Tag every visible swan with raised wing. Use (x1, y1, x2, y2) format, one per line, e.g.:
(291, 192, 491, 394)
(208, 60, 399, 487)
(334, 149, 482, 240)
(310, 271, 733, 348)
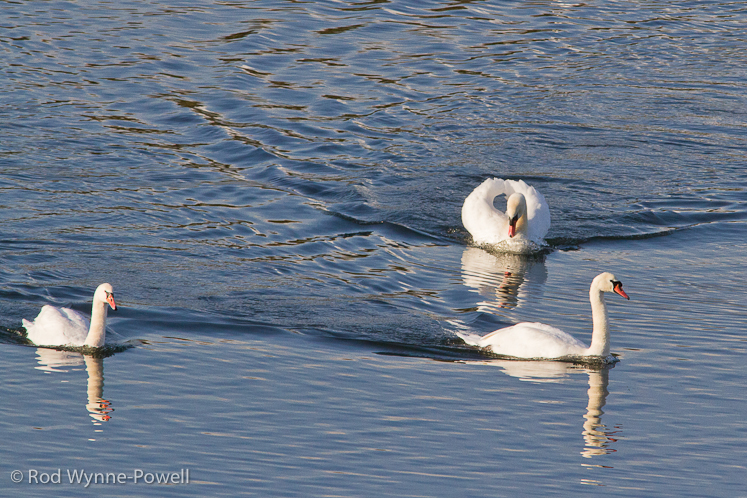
(462, 178, 550, 252)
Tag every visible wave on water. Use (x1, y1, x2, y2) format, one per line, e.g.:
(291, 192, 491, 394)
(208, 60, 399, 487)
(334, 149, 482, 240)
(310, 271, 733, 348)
(0, 326, 138, 357)
(373, 336, 620, 368)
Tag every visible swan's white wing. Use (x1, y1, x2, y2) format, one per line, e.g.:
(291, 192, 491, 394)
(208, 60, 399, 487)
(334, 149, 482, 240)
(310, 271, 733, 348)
(461, 178, 510, 245)
(59, 307, 90, 342)
(461, 322, 588, 359)
(24, 305, 90, 347)
(455, 331, 488, 347)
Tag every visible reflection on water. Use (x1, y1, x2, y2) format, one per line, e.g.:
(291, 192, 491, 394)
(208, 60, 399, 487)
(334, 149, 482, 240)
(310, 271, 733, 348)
(474, 359, 580, 383)
(34, 348, 113, 425)
(473, 359, 618, 461)
(460, 247, 547, 311)
(581, 368, 617, 459)
(83, 355, 112, 424)
(34, 349, 84, 373)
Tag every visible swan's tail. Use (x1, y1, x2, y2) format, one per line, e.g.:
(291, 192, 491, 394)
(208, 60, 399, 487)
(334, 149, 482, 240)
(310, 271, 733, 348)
(455, 331, 484, 347)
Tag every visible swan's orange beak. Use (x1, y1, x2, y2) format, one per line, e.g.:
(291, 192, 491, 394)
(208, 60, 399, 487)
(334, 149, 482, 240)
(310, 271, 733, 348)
(613, 282, 629, 300)
(106, 293, 117, 310)
(508, 217, 517, 238)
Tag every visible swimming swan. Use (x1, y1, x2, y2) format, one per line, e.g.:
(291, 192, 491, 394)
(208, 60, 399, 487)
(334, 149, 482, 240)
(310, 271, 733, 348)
(461, 178, 550, 250)
(457, 273, 629, 359)
(23, 283, 117, 348)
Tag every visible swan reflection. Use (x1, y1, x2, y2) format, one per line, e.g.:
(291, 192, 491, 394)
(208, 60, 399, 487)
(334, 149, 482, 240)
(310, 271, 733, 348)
(474, 359, 617, 458)
(35, 348, 113, 424)
(461, 247, 547, 311)
(581, 368, 617, 458)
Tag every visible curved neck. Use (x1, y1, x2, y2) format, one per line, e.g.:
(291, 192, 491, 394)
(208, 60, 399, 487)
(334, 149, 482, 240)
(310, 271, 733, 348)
(514, 211, 528, 237)
(587, 287, 610, 356)
(85, 300, 108, 347)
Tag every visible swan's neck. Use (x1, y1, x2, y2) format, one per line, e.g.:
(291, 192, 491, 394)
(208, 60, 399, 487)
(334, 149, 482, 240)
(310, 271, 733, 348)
(85, 300, 108, 348)
(587, 288, 610, 356)
(514, 212, 528, 237)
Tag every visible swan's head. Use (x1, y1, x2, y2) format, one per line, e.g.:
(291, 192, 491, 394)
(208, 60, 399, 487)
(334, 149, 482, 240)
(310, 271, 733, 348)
(94, 283, 117, 310)
(506, 193, 527, 238)
(592, 272, 629, 300)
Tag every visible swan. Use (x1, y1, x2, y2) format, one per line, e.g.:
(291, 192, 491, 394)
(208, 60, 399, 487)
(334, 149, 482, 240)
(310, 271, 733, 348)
(457, 272, 629, 360)
(22, 283, 117, 348)
(461, 178, 551, 251)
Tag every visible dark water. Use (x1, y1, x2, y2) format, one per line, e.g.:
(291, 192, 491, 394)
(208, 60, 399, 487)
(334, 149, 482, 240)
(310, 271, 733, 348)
(1, 1, 746, 496)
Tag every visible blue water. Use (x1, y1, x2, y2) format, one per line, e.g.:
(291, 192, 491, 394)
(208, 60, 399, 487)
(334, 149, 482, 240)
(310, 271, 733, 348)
(1, 1, 746, 496)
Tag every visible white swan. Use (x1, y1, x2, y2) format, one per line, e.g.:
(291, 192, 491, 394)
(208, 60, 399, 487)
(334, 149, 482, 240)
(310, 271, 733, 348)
(461, 178, 551, 251)
(457, 273, 629, 359)
(23, 283, 117, 348)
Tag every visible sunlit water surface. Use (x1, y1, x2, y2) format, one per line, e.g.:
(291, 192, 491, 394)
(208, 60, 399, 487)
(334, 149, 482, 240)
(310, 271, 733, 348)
(1, 1, 746, 496)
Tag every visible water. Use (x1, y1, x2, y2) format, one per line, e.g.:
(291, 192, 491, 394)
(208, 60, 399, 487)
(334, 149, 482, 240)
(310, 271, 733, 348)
(1, 0, 746, 496)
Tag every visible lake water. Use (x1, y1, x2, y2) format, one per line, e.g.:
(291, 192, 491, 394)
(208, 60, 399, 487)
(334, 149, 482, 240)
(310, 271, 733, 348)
(1, 0, 746, 496)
